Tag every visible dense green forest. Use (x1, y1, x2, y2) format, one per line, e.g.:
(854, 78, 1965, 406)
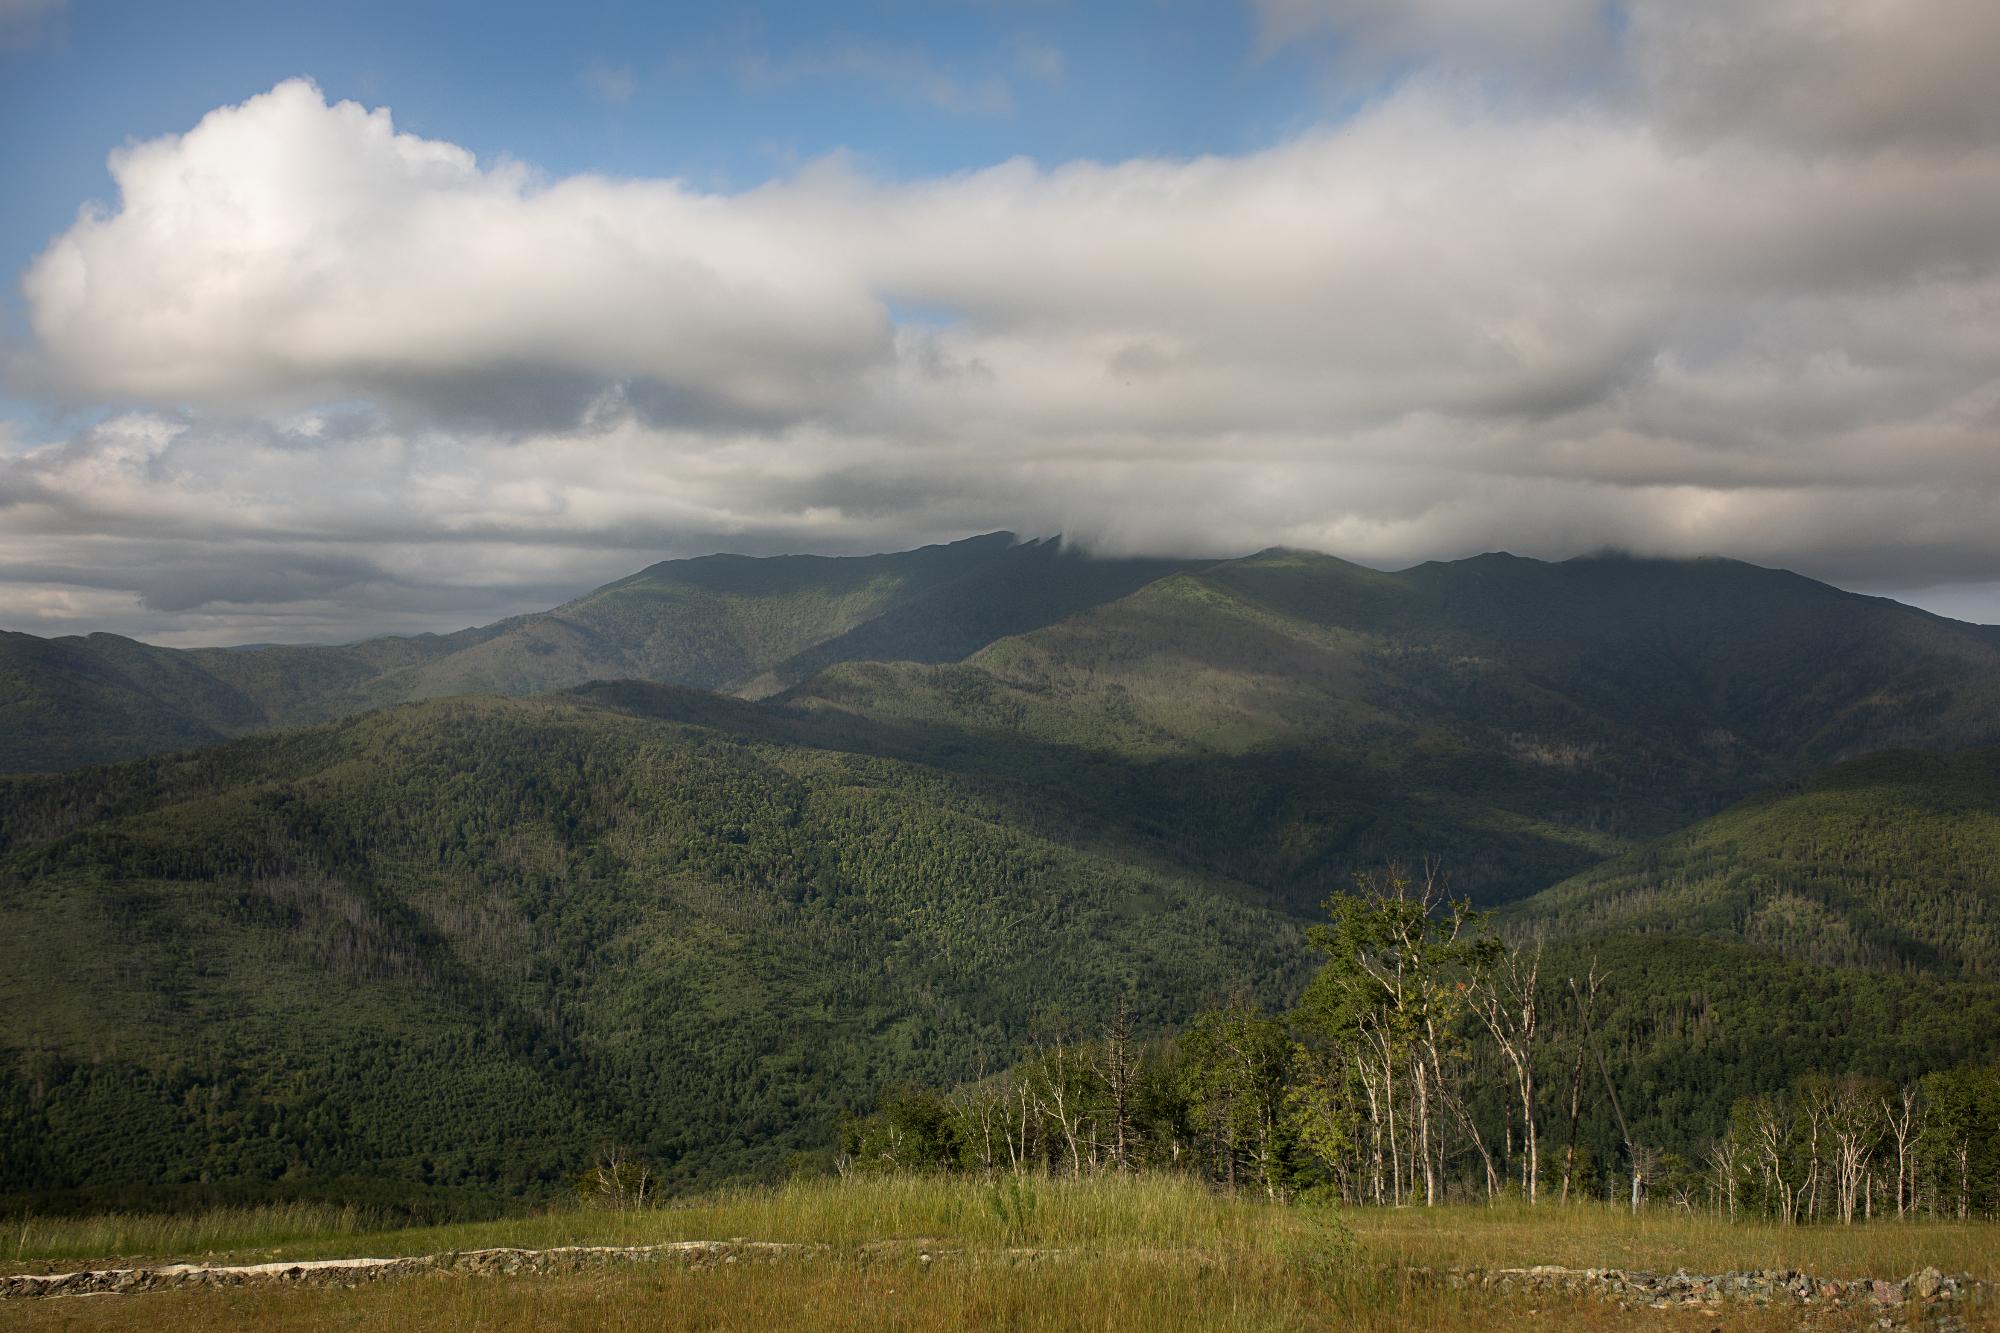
(6, 542, 2000, 1216)
(0, 535, 1192, 774)
(794, 549, 2000, 854)
(1514, 749, 2000, 979)
(845, 874, 2000, 1220)
(0, 692, 1305, 1210)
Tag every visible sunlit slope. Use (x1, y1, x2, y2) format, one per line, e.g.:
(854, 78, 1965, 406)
(794, 549, 2000, 836)
(352, 528, 1160, 700)
(0, 535, 1196, 773)
(1513, 748, 2000, 980)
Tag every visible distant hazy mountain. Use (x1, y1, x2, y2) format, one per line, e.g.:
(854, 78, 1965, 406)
(0, 534, 1198, 773)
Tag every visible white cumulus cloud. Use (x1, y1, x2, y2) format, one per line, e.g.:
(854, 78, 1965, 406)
(5, 0, 2000, 643)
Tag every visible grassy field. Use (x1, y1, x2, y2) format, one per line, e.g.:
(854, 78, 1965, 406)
(6, 1176, 1997, 1330)
(0, 1252, 1923, 1332)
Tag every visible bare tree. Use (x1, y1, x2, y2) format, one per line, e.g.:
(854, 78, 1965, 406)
(1027, 1036, 1091, 1178)
(1570, 962, 1642, 1213)
(1628, 1143, 1661, 1213)
(1353, 1040, 1388, 1204)
(1558, 963, 1604, 1203)
(1324, 859, 1490, 1205)
(1102, 997, 1136, 1172)
(1003, 1069, 1036, 1175)
(579, 1149, 654, 1210)
(1705, 1132, 1746, 1222)
(1827, 1076, 1884, 1225)
(1797, 1078, 1833, 1223)
(952, 1064, 1008, 1175)
(1746, 1095, 1802, 1226)
(1882, 1084, 1920, 1218)
(1474, 935, 1544, 1202)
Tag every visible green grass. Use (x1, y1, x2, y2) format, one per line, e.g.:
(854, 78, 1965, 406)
(10, 1175, 1998, 1280)
(5, 1250, 1884, 1333)
(5, 1175, 1284, 1270)
(5, 1199, 382, 1266)
(9, 1176, 1998, 1332)
(1353, 1199, 2000, 1280)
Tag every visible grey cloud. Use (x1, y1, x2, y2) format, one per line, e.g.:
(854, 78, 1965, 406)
(131, 552, 392, 613)
(5, 403, 2000, 644)
(6, 14, 2000, 643)
(1251, 0, 1610, 74)
(1630, 0, 2000, 153)
(0, 549, 395, 617)
(1257, 0, 2000, 157)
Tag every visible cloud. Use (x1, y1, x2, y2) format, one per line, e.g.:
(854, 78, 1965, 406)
(1629, 0, 2000, 152)
(7, 6, 2000, 643)
(0, 0, 62, 21)
(736, 40, 1014, 116)
(1258, 0, 2000, 154)
(0, 0, 63, 50)
(21, 80, 891, 425)
(1015, 40, 1064, 88)
(1250, 0, 1612, 81)
(583, 63, 636, 108)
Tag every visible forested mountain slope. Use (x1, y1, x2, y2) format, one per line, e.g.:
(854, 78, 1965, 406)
(0, 535, 1196, 774)
(0, 687, 1304, 1206)
(1465, 932, 2000, 1180)
(795, 549, 2000, 857)
(8, 687, 2000, 1210)
(355, 533, 1196, 706)
(10, 543, 2000, 1211)
(1512, 748, 2000, 980)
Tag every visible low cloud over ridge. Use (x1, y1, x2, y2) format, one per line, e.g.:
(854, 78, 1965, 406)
(6, 0, 2000, 644)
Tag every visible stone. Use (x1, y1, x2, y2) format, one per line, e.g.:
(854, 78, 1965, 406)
(0, 1250, 1988, 1313)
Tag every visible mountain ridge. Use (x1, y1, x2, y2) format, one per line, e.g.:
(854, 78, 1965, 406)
(10, 539, 2000, 1208)
(0, 534, 1202, 773)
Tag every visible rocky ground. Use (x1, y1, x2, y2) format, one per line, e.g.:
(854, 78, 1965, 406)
(3, 1242, 1988, 1327)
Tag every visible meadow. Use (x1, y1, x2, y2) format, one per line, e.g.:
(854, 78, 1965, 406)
(6, 1175, 1996, 1330)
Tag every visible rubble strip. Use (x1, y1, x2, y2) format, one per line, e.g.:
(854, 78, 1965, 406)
(2, 1243, 1989, 1316)
(1416, 1262, 1982, 1315)
(1, 1239, 814, 1298)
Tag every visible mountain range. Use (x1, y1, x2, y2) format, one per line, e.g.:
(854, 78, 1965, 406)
(0, 534, 1196, 774)
(5, 534, 2000, 1211)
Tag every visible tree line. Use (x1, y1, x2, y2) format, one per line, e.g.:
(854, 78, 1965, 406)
(842, 861, 2000, 1221)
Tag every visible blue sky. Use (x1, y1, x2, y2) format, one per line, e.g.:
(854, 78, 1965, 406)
(0, 1, 1328, 336)
(4, 1, 2000, 644)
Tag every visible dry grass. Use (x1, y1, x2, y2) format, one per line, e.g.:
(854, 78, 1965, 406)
(5, 1201, 380, 1267)
(6, 1177, 1998, 1330)
(5, 1175, 1284, 1271)
(1349, 1199, 2000, 1280)
(0, 1251, 1936, 1333)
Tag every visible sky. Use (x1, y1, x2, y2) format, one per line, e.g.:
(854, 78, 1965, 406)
(2, 1, 1999, 645)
